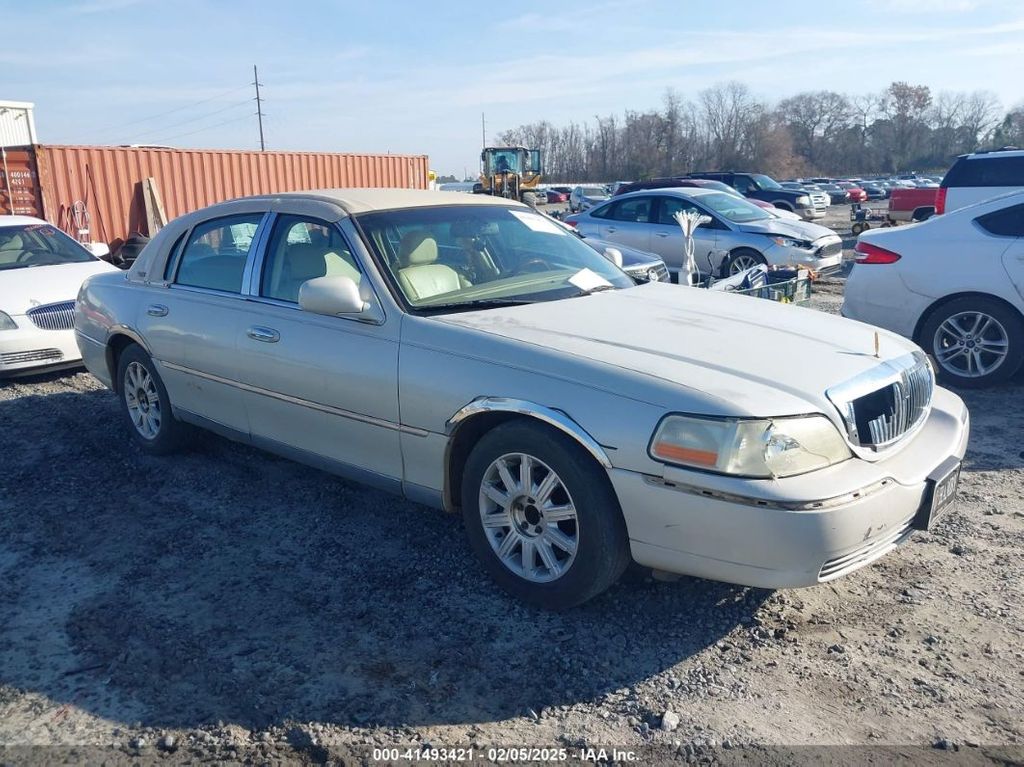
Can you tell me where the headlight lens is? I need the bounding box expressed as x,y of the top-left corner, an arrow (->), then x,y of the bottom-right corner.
0,311 -> 17,331
649,414 -> 852,478
770,236 -> 813,249
797,195 -> 811,205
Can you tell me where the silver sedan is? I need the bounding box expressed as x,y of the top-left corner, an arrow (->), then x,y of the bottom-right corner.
75,189 -> 967,608
565,188 -> 843,281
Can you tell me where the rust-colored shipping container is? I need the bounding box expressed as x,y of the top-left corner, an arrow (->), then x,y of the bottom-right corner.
0,144 -> 429,249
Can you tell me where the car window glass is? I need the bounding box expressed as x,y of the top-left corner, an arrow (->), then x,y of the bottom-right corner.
589,202 -> 612,219
609,197 -> 652,223
174,214 -> 263,293
976,203 -> 1024,237
0,224 -> 95,271
656,197 -> 702,225
945,156 -> 1024,187
260,216 -> 362,303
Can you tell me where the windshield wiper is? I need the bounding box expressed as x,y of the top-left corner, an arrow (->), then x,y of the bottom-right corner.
423,298 -> 538,313
571,284 -> 618,297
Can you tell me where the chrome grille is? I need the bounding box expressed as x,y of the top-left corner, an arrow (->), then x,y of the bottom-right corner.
810,192 -> 829,209
819,521 -> 914,581
626,262 -> 669,283
826,352 -> 934,450
1,348 -> 63,365
26,301 -> 76,331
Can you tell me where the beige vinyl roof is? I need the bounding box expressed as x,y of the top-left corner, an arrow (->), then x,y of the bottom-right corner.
271,187 -> 527,215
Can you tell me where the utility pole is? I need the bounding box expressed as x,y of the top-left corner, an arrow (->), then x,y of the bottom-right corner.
253,64 -> 266,151
481,112 -> 486,149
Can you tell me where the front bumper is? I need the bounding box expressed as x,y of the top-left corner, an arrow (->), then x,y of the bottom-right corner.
797,206 -> 825,220
610,387 -> 969,588
0,319 -> 84,377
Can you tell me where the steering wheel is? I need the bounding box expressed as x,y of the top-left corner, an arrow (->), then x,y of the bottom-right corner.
15,249 -> 52,264
516,257 -> 551,274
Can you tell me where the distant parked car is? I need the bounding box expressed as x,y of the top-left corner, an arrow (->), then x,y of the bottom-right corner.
687,171 -> 826,219
845,191 -> 1024,387
569,185 -> 610,212
564,188 -> 842,280
937,148 -> 1024,215
612,178 -> 803,220
545,189 -> 568,204
818,183 -> 846,204
0,215 -> 119,377
859,183 -> 887,201
888,187 -> 939,223
837,182 -> 868,203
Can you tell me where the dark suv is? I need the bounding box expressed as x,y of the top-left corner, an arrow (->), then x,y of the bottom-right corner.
687,172 -> 826,220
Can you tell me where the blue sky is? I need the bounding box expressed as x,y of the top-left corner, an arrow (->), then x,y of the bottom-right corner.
3,0 -> 1023,176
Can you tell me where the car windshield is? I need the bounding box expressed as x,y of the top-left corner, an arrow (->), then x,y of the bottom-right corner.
580,187 -> 607,197
751,174 -> 783,190
694,192 -> 771,223
0,224 -> 96,271
356,204 -> 635,310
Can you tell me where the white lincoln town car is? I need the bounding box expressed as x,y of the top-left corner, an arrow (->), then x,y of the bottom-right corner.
75,189 -> 969,608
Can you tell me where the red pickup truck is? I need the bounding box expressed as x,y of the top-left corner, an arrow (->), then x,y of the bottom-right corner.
888,187 -> 938,223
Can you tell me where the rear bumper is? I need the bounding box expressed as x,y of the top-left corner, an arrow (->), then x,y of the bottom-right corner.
611,387 -> 970,588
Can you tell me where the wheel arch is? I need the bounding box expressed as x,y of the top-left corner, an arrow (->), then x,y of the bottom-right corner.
771,200 -> 795,212
442,397 -> 612,512
913,291 -> 1024,345
105,327 -> 151,392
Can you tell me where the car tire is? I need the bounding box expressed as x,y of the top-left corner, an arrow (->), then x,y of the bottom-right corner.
722,248 -> 766,277
919,296 -> 1024,388
772,201 -> 794,212
116,344 -> 191,454
461,420 -> 631,609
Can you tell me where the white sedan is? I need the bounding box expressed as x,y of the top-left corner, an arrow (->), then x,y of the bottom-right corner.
0,215 -> 120,377
843,192 -> 1024,387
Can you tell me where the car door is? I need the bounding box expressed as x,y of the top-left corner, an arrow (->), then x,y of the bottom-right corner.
648,195 -> 720,276
146,211 -> 268,433
591,196 -> 655,253
231,213 -> 403,485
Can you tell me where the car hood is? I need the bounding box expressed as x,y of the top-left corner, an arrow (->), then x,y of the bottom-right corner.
735,218 -> 837,241
583,236 -> 661,267
0,260 -> 119,315
437,281 -> 919,420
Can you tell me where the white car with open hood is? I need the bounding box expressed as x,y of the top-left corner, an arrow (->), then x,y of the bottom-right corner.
74,189 -> 969,608
0,215 -> 119,377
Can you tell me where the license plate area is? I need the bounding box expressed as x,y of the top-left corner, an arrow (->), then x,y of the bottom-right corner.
913,457 -> 961,531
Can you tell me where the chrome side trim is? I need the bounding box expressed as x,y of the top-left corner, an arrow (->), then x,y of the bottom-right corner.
446,397 -> 612,468
160,360 -> 429,437
643,474 -> 896,512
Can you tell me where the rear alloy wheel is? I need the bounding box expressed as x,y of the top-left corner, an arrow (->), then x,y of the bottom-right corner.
461,421 -> 630,609
116,344 -> 191,453
920,297 -> 1024,388
723,248 -> 766,277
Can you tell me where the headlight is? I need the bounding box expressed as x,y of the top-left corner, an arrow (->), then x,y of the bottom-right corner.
649,414 -> 851,478
770,236 -> 813,249
796,195 -> 811,205
0,311 -> 17,331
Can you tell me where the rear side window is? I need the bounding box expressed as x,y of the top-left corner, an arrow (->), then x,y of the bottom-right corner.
975,203 -> 1024,237
172,214 -> 264,293
943,156 -> 1024,188
608,197 -> 653,223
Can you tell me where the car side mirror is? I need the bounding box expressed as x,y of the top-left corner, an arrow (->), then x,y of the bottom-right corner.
299,276 -> 367,316
603,247 -> 624,268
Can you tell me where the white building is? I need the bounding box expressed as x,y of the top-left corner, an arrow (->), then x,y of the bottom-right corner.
0,101 -> 37,147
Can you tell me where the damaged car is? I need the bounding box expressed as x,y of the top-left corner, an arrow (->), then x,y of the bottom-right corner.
75,189 -> 969,608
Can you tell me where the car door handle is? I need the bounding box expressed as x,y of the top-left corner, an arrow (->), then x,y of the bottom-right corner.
605,227 -> 617,233
655,232 -> 671,238
146,304 -> 168,317
247,326 -> 280,343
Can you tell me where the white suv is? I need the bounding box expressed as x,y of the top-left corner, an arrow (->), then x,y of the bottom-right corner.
938,148 -> 1024,214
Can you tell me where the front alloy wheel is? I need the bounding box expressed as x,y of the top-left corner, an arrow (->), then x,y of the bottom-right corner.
479,453 -> 579,583
461,421 -> 631,609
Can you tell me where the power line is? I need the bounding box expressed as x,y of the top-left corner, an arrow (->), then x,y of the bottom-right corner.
128,99 -> 252,141
88,84 -> 251,139
147,113 -> 253,144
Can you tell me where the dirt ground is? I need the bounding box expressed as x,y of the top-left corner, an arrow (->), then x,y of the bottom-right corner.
1,206 -> 1022,764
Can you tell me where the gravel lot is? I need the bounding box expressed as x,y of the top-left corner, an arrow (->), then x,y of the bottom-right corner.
1,205 -> 1022,764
